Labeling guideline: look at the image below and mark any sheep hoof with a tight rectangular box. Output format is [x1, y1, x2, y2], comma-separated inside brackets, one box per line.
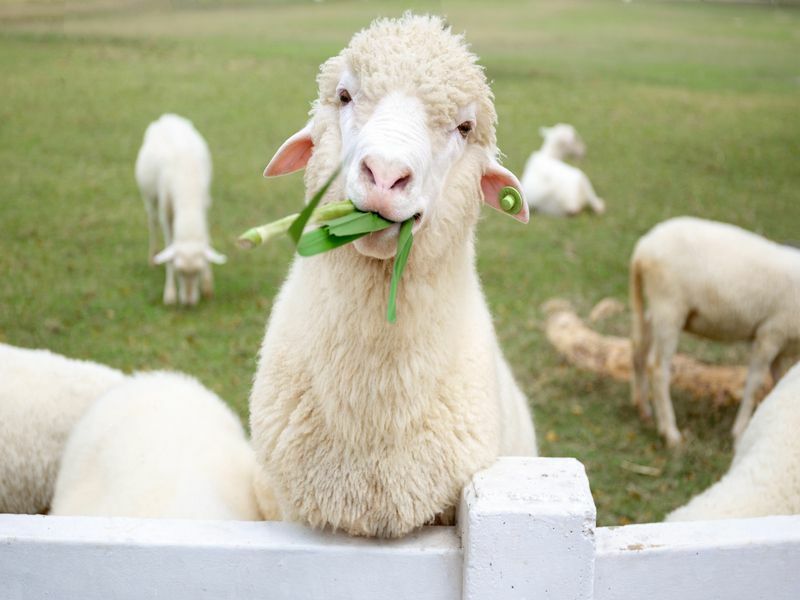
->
[664, 430, 684, 449]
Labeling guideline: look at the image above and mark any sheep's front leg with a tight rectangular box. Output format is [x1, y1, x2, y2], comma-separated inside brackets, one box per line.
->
[201, 265, 214, 298]
[163, 263, 177, 305]
[649, 323, 682, 448]
[732, 335, 782, 440]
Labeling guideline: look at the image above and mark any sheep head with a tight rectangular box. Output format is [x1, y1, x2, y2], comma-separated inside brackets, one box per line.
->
[539, 123, 586, 160]
[153, 241, 226, 305]
[265, 14, 528, 261]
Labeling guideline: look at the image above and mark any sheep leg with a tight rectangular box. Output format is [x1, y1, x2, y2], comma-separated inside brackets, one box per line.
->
[580, 175, 605, 214]
[650, 320, 682, 447]
[629, 261, 652, 420]
[160, 199, 177, 305]
[732, 335, 782, 440]
[144, 197, 160, 265]
[770, 348, 798, 385]
[201, 265, 214, 298]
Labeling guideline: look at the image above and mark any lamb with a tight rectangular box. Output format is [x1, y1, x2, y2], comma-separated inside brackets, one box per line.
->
[135, 113, 226, 306]
[0, 343, 125, 514]
[249, 14, 537, 538]
[51, 371, 262, 521]
[666, 362, 800, 521]
[520, 123, 605, 216]
[630, 216, 800, 447]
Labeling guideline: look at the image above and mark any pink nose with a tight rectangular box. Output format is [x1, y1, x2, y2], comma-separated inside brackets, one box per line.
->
[361, 157, 412, 193]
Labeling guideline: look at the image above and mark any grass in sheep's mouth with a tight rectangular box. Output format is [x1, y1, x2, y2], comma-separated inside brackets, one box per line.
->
[238, 169, 414, 323]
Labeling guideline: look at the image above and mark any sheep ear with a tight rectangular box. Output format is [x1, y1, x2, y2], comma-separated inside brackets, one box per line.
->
[264, 121, 314, 177]
[153, 244, 176, 265]
[481, 160, 530, 224]
[204, 247, 227, 265]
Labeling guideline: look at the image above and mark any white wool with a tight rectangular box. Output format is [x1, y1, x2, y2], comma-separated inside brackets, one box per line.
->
[0, 343, 125, 514]
[521, 124, 605, 217]
[630, 216, 800, 447]
[135, 113, 225, 306]
[51, 371, 260, 521]
[250, 14, 537, 538]
[666, 363, 800, 521]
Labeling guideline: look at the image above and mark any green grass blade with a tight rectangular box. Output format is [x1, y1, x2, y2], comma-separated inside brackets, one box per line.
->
[288, 166, 341, 244]
[326, 211, 394, 236]
[387, 219, 414, 324]
[296, 227, 366, 257]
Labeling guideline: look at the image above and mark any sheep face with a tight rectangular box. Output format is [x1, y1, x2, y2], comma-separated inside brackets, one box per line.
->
[264, 14, 528, 261]
[153, 241, 226, 306]
[540, 124, 586, 159]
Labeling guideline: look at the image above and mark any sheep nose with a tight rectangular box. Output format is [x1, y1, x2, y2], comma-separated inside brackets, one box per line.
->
[361, 157, 412, 193]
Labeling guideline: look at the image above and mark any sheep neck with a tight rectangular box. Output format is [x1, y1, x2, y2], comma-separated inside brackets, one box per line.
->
[539, 138, 566, 160]
[298, 233, 481, 433]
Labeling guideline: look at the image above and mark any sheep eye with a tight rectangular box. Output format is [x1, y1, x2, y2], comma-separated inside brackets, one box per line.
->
[457, 121, 473, 139]
[338, 89, 352, 105]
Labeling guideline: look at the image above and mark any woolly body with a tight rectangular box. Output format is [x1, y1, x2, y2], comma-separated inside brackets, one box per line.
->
[135, 113, 224, 306]
[0, 343, 125, 514]
[630, 217, 800, 446]
[667, 363, 800, 520]
[250, 14, 537, 538]
[521, 124, 604, 217]
[51, 371, 260, 520]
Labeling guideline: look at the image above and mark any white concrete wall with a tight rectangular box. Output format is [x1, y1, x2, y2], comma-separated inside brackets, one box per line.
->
[2, 457, 800, 599]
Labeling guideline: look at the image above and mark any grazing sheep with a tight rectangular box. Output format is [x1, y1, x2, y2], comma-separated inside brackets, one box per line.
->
[666, 362, 800, 521]
[520, 123, 605, 216]
[630, 217, 800, 447]
[51, 371, 261, 521]
[250, 14, 537, 538]
[135, 113, 226, 306]
[0, 343, 125, 514]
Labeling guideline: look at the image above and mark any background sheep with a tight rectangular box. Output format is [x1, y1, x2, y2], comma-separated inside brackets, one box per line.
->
[50, 371, 261, 521]
[520, 123, 605, 217]
[630, 216, 800, 447]
[250, 14, 537, 539]
[0, 343, 126, 514]
[666, 362, 800, 521]
[135, 113, 226, 306]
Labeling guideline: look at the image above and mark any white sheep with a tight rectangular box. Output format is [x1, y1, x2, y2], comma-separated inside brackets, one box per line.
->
[135, 113, 226, 306]
[50, 371, 261, 521]
[630, 216, 800, 447]
[0, 343, 125, 514]
[520, 123, 605, 216]
[666, 362, 800, 521]
[249, 14, 537, 539]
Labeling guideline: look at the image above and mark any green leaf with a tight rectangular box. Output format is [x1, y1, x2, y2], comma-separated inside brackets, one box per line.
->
[288, 166, 341, 244]
[326, 211, 394, 236]
[387, 219, 414, 324]
[296, 227, 365, 257]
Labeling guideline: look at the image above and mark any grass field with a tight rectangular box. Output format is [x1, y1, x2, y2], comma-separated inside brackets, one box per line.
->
[1, 0, 798, 525]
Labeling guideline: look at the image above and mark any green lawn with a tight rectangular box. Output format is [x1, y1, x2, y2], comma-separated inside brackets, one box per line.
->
[1, 0, 798, 526]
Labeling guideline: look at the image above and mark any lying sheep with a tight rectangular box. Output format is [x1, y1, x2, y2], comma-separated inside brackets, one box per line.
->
[630, 217, 800, 447]
[666, 362, 800, 521]
[0, 343, 125, 514]
[520, 123, 605, 216]
[250, 14, 537, 538]
[135, 113, 226, 306]
[51, 371, 261, 521]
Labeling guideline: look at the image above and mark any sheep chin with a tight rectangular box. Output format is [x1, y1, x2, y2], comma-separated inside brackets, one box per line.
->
[352, 224, 401, 260]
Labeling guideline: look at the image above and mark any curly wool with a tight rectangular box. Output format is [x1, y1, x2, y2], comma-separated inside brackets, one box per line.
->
[250, 14, 536, 538]
[667, 363, 800, 521]
[0, 344, 125, 514]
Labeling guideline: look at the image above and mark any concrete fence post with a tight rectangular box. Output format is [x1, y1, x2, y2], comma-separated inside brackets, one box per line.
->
[459, 457, 597, 600]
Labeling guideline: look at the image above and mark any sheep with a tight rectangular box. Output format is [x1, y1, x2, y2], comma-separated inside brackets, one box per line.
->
[520, 123, 605, 216]
[135, 113, 226, 306]
[630, 216, 800, 447]
[0, 343, 125, 514]
[666, 362, 800, 521]
[50, 371, 262, 521]
[249, 14, 537, 539]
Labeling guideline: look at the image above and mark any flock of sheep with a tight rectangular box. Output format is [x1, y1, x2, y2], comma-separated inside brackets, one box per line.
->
[1, 14, 798, 538]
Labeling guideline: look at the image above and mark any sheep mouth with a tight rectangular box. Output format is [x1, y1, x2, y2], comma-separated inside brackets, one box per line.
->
[353, 213, 422, 259]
